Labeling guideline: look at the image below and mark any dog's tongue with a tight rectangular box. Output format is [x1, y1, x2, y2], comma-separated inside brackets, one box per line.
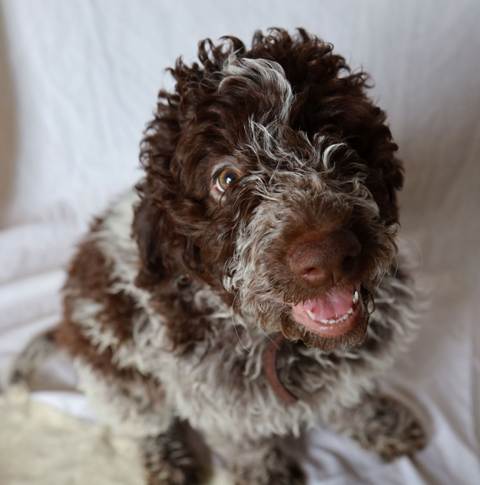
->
[296, 286, 354, 320]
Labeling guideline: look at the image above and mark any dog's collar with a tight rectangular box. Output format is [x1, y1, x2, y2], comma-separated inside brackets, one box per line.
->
[262, 333, 298, 406]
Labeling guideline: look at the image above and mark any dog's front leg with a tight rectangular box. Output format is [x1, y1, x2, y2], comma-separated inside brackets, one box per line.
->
[207, 435, 305, 485]
[329, 392, 428, 461]
[142, 420, 204, 485]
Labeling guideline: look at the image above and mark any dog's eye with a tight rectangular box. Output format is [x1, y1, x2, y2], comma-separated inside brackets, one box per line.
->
[213, 167, 243, 194]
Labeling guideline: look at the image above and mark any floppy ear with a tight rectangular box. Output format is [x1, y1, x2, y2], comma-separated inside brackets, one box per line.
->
[386, 156, 404, 219]
[132, 198, 167, 286]
[372, 154, 404, 225]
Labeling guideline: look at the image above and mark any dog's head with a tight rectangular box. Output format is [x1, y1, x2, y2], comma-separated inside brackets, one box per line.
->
[133, 29, 403, 351]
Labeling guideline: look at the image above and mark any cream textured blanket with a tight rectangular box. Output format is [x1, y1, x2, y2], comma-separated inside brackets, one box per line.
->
[0, 388, 144, 485]
[0, 388, 231, 485]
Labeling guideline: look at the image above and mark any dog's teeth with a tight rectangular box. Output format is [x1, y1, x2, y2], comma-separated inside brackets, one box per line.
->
[352, 290, 359, 305]
[307, 307, 356, 325]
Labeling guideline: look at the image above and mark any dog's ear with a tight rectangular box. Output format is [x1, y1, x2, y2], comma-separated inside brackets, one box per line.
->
[379, 155, 404, 224]
[132, 198, 167, 286]
[358, 147, 404, 226]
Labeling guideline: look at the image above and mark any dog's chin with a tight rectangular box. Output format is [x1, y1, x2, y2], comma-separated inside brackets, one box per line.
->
[281, 285, 369, 351]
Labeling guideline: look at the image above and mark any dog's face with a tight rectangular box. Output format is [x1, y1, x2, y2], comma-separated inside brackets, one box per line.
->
[134, 30, 404, 351]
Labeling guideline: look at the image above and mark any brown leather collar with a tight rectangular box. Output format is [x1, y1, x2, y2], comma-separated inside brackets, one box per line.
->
[262, 333, 298, 405]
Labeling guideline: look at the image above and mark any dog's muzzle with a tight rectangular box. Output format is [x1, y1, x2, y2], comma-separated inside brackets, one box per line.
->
[286, 229, 367, 339]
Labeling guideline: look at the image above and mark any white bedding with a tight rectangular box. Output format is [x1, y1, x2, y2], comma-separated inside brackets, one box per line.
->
[1, 0, 479, 483]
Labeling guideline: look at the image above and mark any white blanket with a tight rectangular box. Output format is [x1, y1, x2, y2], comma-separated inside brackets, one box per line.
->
[1, 0, 479, 483]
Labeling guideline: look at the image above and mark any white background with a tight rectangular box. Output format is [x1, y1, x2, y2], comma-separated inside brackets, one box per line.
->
[0, 1, 479, 483]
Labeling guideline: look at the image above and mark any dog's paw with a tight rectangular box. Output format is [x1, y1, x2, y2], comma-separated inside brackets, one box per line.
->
[233, 448, 305, 485]
[375, 413, 427, 462]
[351, 394, 428, 462]
[142, 434, 203, 485]
[272, 458, 306, 485]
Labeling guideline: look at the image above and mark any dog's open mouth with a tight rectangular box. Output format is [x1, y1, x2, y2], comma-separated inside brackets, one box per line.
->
[290, 285, 365, 338]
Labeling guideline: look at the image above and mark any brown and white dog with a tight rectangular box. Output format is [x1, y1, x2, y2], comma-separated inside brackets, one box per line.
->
[26, 29, 427, 484]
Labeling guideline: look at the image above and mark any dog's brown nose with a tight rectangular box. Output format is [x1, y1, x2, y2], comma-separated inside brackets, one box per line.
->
[287, 230, 361, 286]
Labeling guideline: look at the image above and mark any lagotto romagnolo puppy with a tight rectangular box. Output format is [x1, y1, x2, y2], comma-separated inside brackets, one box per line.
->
[48, 28, 426, 484]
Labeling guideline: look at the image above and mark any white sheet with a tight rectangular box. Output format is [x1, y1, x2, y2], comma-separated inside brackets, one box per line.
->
[1, 0, 479, 483]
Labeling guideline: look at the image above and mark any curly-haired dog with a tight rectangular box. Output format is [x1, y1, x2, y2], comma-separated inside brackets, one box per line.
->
[51, 29, 426, 483]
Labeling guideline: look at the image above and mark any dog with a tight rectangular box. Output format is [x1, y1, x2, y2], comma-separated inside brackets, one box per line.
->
[43, 28, 426, 484]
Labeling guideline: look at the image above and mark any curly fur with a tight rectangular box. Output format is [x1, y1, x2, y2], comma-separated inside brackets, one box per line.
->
[53, 29, 426, 483]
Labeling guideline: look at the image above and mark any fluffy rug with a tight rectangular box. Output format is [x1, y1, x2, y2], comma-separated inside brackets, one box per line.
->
[0, 387, 144, 485]
[0, 387, 232, 485]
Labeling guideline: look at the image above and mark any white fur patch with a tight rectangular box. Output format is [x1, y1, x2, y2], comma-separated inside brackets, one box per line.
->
[74, 359, 172, 438]
[220, 57, 294, 123]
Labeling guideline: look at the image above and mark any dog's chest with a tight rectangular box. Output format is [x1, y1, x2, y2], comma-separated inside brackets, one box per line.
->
[149, 324, 322, 440]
